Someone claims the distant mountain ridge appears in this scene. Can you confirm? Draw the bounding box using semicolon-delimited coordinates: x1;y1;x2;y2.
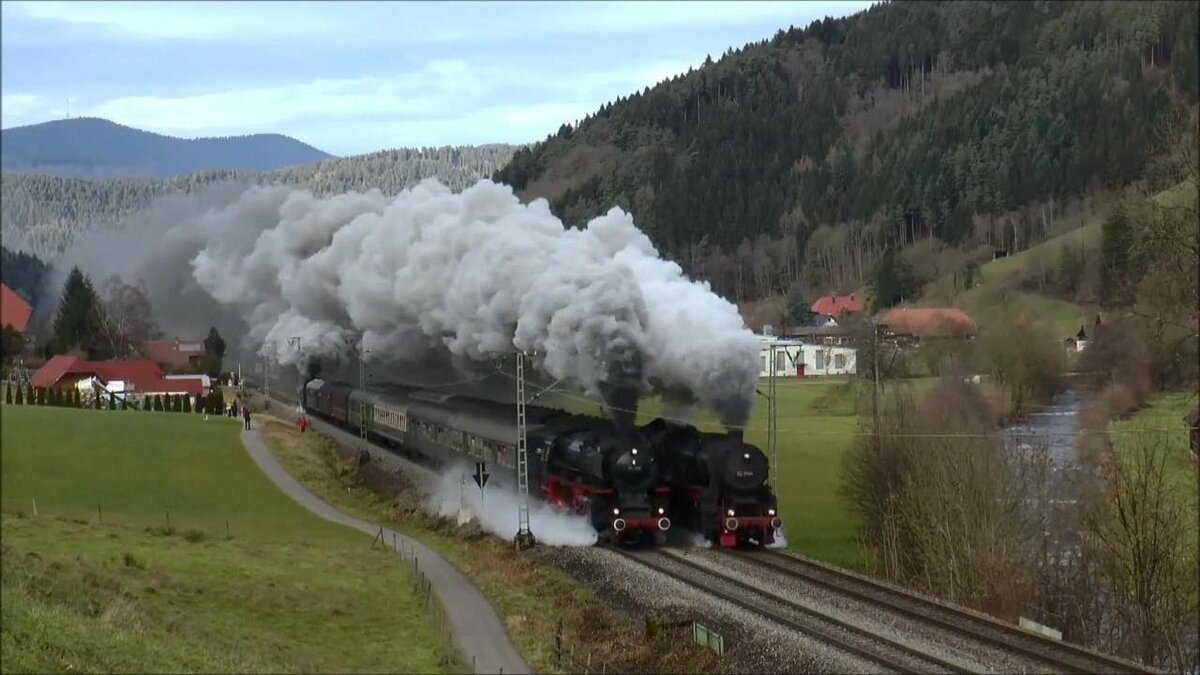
0;117;333;177
1;142;519;255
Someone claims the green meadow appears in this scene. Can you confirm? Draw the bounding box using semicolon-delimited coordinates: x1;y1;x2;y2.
0;406;445;674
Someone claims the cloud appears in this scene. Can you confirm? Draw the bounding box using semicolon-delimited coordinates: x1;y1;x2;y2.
0;93;45;125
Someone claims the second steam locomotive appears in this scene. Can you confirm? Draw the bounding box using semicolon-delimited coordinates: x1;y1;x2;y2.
302;378;781;547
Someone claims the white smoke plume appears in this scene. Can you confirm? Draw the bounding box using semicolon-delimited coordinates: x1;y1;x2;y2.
425;463;598;547
160;178;759;423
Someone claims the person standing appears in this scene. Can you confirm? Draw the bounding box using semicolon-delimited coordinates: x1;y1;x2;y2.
243;406;252;430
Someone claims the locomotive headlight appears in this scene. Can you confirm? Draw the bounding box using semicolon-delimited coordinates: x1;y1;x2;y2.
631;448;638;455
768;509;776;516
613;508;620;515
727;509;735;517
657;507;665;515
743;453;750;459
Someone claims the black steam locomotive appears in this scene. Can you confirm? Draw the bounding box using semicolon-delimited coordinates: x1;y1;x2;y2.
644;419;781;548
302;379;670;542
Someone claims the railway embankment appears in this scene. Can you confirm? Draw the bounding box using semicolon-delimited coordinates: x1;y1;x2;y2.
244;402;727;673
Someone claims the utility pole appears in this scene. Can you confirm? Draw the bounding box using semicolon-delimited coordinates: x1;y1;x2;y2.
358;340;372;439
872;320;881;441
514;351;536;550
263;352;270;410
287;337;304;404
768;342;778;495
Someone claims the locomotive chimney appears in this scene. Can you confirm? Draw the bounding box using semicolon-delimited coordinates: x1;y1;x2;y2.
727;427;744;442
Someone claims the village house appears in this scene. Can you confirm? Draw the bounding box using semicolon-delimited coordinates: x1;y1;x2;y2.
809;293;864;326
1;282;32;333
30;355;207;407
877;307;977;343
757;334;857;377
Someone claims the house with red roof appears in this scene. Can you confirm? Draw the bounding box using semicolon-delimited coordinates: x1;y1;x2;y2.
1;282;32;332
30;355;207;403
810;294;864;322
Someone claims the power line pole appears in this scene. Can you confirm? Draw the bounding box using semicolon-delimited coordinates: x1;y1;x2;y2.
358;340;371;439
872;320;881;441
514;351;536;550
768;342;778;495
287;337;303;407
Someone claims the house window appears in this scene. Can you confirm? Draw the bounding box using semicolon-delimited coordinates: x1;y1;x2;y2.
834;354;846;369
761;355;768;372
815;351;825;370
775;351;787;371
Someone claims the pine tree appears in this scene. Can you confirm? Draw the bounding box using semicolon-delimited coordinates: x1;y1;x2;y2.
50;267;109;358
154;394;163;412
183;395;192;413
144;396;153;412
173;394;182;412
5;384;12;404
36;387;45;406
25;384;33;405
15;386;23;405
73;389;81;408
93;391;101;409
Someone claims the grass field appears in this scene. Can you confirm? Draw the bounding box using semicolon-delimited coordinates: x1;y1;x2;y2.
1111;391;1199;498
0;406;445;674
538;376;940;569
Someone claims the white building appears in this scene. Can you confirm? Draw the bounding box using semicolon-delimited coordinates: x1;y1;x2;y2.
757;335;857;377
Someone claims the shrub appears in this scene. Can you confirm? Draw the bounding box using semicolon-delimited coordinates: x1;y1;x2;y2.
73;389;81;408
36;387;45;406
183;395;192;413
153;395;163;412
5;384;11;404
122;552;145;569
25;384;33;404
14;385;23;405
182;529;208;543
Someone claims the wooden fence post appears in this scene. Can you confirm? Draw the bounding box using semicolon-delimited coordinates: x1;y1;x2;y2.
97;502;102;523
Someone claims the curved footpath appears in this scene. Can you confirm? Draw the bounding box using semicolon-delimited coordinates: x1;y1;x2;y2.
239;426;532;675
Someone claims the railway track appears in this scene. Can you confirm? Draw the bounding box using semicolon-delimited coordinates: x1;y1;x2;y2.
607;546;981;674
728;549;1159;675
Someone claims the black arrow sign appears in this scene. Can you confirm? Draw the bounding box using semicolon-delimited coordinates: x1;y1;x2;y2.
472;461;489;489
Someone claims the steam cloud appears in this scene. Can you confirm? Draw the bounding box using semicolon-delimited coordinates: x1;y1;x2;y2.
426;464;598;547
92;178;761;423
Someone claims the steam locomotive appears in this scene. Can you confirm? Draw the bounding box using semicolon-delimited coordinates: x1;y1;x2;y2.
302;379;670;542
643;420;781;548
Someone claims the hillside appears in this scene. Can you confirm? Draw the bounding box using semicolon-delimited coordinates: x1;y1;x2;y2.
1;118;332;178
1;144;518;255
495;1;1198;304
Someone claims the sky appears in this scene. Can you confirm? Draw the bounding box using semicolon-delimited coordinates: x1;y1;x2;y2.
1;1;873;156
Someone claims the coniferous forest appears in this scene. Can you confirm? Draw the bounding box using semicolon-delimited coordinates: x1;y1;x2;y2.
496;0;1198;304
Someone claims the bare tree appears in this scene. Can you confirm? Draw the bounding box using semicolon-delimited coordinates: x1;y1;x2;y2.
99;275;161;358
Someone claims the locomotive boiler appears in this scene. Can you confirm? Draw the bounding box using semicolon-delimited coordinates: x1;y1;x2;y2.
643;419;781;547
528;421;671;541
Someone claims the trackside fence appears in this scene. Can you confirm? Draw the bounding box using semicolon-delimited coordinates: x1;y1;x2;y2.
553;619;615;674
384;529;472;674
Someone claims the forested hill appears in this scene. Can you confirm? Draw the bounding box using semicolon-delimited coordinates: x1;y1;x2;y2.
1;144;518;255
495;1;1198;303
1;118;332;177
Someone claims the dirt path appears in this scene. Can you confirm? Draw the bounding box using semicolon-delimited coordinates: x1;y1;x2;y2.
239;425;532;675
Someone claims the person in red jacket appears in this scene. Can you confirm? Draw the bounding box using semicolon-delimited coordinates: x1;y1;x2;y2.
298;413;308;433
